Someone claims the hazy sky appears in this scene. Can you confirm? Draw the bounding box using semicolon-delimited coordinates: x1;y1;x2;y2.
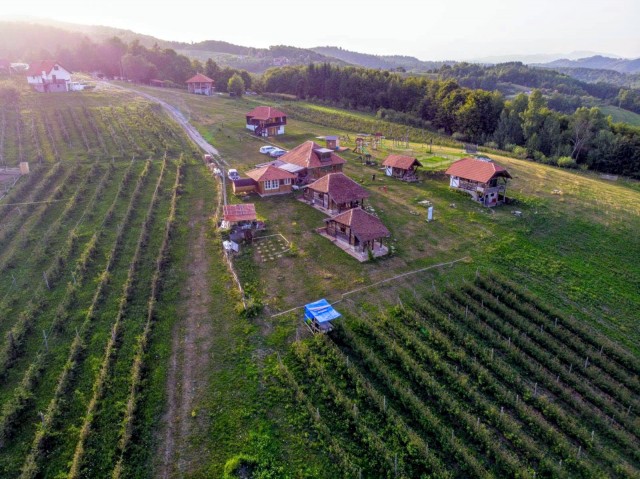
3;0;639;60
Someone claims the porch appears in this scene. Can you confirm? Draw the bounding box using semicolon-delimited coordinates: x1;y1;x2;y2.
316;227;388;262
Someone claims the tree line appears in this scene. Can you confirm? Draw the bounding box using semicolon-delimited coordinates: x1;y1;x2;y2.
264;64;640;177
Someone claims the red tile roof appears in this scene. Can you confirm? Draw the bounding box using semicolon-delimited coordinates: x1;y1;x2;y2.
307;173;369;204
445;157;512;184
223;204;256;222
26;60;69;77
246;106;287;121
246;165;296;182
382;155;422;170
326;208;390;242
186;73;214;83
280;141;346;170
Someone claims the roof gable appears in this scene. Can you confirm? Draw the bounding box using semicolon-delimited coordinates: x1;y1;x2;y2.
186;73;214;83
445;157;512;184
246;106;287;121
223;204;256;222
327;208;390;242
280;141;346;169
382;155;422;170
308;173;369;203
246;165;296;182
26;61;69;77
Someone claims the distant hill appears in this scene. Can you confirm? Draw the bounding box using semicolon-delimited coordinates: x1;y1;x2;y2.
546;67;640;89
311;46;454;72
468;51;613;65
536;55;640;74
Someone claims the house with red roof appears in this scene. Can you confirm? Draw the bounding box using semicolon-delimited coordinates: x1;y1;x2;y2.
445;157;512;207
382;155;422;181
322;207;390;261
245;165;296;196
246;106;287;137
279;141;345;183
304;172;369;215
186;73;214;96
26;61;71;92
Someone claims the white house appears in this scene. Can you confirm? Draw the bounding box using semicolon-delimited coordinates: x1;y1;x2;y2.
26;61;72;92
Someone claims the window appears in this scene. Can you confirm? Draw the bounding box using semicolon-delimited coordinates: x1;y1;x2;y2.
264;179;279;190
54;65;59;71
283;178;291;185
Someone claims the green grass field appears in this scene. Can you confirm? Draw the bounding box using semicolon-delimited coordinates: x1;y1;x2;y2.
598;105;640;127
1;80;638;478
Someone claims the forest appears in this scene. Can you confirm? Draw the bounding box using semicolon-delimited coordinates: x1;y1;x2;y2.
263;64;640;177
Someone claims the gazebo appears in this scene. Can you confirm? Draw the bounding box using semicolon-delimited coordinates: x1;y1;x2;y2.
186;73;214;96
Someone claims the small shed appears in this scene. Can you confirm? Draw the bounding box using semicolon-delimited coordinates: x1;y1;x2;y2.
325;135;340;150
304;299;341;333
232;178;257;195
382;155;422;181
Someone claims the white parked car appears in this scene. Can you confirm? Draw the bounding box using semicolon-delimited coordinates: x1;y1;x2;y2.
269;148;287;158
227;169;240;180
259;145;277;154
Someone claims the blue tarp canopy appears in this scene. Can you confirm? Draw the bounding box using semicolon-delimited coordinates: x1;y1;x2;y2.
304;299;341;324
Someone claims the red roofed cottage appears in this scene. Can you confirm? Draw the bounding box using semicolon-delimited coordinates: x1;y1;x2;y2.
26;61;71;92
246;106;287;137
186;73;214;96
279;141;345;183
245;165;296;196
445;157;512;207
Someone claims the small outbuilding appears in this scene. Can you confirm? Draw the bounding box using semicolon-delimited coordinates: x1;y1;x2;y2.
246;106;287;137
445;157;512;207
382;155;422;182
303;299;341;333
245;165;296;196
304;172;369;215
186;73;214;95
322;207;390;261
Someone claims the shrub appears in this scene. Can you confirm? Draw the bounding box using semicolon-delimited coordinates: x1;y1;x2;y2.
223;455;259;479
557;156;578;169
512;146;527;159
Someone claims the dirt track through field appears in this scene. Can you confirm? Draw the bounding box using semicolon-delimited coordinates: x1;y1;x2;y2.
158;199;213;479
112;83;220;478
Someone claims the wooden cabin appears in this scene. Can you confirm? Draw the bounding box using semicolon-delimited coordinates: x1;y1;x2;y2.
245;165;295;196
445;157;512;207
279;141;345;183
186;73;214;95
323;208;390;258
304;172;369;215
246;106;287;137
382;155;422;181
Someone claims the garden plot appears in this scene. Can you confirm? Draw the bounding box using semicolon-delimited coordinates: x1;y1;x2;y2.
253;234;290;262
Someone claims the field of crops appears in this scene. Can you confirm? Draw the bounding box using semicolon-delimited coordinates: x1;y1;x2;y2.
279;274;640;479
0;82;211;477
0;95;188;166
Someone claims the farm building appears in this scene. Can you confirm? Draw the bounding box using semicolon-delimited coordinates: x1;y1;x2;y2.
245;165;296;196
445;157;512;207
245;106;287;137
186;73;214;95
304;172;369;215
382;155;422;181
26;61;71;92
279;141;346;183
321;207;390;261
